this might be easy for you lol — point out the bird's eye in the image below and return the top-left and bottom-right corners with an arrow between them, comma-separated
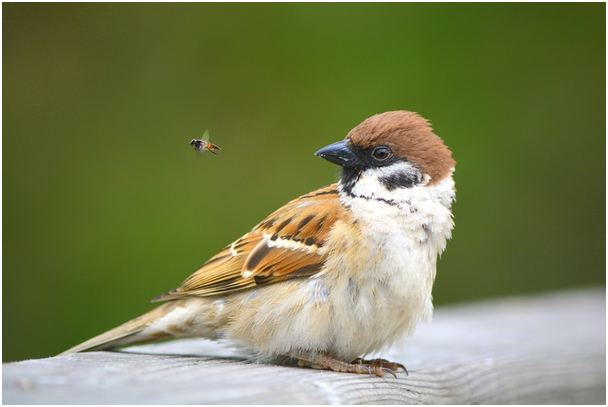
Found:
372,146 -> 392,161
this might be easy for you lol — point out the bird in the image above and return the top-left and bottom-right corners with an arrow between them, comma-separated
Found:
59,111 -> 456,377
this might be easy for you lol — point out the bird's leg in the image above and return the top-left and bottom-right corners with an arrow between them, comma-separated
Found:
286,352 -> 403,378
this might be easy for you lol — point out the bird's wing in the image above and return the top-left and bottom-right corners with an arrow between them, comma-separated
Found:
154,184 -> 342,301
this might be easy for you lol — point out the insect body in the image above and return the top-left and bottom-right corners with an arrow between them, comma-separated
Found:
190,130 -> 221,155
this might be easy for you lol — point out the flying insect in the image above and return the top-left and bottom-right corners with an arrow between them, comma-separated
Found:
190,130 -> 221,155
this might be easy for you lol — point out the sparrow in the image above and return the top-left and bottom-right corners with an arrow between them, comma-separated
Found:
60,111 -> 456,377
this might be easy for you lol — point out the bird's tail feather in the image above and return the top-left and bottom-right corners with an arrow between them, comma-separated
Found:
58,301 -> 181,356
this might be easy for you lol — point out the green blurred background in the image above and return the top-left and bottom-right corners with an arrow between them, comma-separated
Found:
3,3 -> 605,362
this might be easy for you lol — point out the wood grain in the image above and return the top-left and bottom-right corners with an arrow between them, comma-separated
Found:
3,288 -> 605,404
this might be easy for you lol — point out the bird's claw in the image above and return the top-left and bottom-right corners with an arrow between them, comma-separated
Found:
351,357 -> 408,376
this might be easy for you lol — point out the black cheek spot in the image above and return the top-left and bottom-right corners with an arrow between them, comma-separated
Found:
380,171 -> 422,190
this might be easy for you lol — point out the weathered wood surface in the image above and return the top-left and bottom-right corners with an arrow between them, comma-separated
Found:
3,287 -> 605,404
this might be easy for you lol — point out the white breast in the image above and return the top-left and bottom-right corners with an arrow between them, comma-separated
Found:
319,173 -> 455,360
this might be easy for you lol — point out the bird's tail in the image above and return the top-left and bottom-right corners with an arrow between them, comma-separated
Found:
58,301 -> 182,356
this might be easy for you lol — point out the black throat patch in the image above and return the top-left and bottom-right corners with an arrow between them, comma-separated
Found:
340,167 -> 361,197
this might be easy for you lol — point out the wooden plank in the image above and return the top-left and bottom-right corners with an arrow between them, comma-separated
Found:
3,288 -> 605,404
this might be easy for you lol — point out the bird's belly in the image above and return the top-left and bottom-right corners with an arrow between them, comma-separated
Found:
324,263 -> 435,360
220,260 -> 433,362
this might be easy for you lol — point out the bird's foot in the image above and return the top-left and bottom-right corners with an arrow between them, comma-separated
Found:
287,352 -> 405,378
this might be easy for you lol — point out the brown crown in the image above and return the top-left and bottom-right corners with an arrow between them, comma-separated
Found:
346,111 -> 455,184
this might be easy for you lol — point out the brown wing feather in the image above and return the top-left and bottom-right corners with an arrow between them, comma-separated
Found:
154,184 -> 341,301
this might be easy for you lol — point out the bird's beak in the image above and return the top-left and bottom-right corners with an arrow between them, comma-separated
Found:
315,140 -> 361,168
